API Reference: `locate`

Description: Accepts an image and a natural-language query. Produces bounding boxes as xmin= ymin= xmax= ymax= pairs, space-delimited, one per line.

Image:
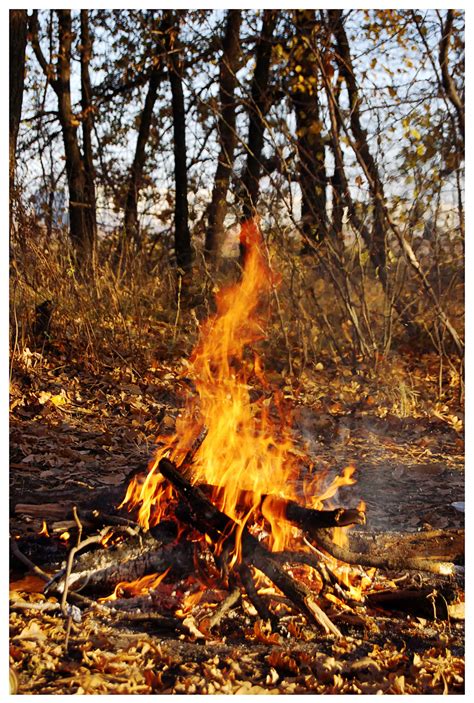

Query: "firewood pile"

xmin=10 ymin=455 xmax=464 ymax=694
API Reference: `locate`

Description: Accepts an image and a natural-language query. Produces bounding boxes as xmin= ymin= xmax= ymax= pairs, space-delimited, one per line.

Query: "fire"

xmin=122 ymin=219 xmax=357 ymax=559
xmin=38 ymin=520 xmax=49 ymax=537
xmin=99 ymin=567 xmax=171 ymax=602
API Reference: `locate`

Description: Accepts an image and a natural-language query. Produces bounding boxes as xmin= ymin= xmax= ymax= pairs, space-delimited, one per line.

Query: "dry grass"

xmin=9 ymin=220 xmax=464 ymax=418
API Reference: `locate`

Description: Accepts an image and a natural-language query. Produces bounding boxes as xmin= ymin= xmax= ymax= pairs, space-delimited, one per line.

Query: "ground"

xmin=9 ymin=344 xmax=464 ymax=694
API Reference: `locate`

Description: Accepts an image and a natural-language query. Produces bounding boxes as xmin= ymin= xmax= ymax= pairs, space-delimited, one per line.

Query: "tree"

xmin=29 ymin=10 xmax=97 ymax=271
xmin=439 ymin=10 xmax=464 ymax=145
xmin=205 ymin=10 xmax=242 ymax=262
xmin=162 ymin=10 xmax=193 ymax=273
xmin=241 ymin=10 xmax=279 ymax=228
xmin=289 ymin=10 xmax=327 ymax=243
xmin=9 ymin=10 xmax=28 ymax=189
xmin=79 ymin=10 xmax=97 ymax=262
xmin=328 ymin=9 xmax=388 ymax=285
xmin=122 ymin=12 xmax=166 ymax=254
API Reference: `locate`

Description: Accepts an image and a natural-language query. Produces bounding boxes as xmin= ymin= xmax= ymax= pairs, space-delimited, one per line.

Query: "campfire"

xmin=11 ymin=221 xmax=463 ymax=651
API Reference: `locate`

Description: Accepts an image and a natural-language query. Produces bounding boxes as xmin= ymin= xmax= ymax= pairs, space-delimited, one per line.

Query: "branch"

xmin=28 ymin=10 xmax=59 ymax=93
xmin=439 ymin=10 xmax=464 ymax=142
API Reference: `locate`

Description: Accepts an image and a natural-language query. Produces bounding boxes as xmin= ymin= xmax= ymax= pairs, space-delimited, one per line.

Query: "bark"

xmin=29 ymin=10 xmax=97 ymax=271
xmin=205 ymin=10 xmax=242 ymax=261
xmin=9 ymin=10 xmax=28 ymax=189
xmin=240 ymin=10 xmax=279 ymax=228
xmin=439 ymin=10 xmax=464 ymax=143
xmin=290 ymin=11 xmax=327 ymax=243
xmin=163 ymin=11 xmax=193 ymax=273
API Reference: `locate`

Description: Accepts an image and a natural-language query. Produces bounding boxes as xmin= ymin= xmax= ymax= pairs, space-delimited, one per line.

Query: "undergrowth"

xmin=9 ymin=223 xmax=464 ymax=424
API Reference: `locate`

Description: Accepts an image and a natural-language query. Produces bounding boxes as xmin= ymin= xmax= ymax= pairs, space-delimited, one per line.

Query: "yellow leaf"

xmin=410 ymin=127 xmax=421 ymax=140
xmin=51 ymin=393 xmax=67 ymax=407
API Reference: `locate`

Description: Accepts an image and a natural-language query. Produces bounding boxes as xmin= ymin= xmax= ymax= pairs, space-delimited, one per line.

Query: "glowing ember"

xmin=122 ymin=219 xmax=358 ymax=559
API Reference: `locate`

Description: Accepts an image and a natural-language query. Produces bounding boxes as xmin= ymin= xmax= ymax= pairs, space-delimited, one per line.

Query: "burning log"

xmin=198 ymin=486 xmax=366 ymax=531
xmin=57 ymin=540 xmax=195 ymax=595
xmin=281 ymin=499 xmax=366 ymax=531
xmin=158 ymin=457 xmax=342 ymax=637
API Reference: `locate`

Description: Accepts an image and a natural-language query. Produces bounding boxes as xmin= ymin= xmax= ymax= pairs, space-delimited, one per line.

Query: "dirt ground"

xmin=9 ymin=353 xmax=464 ymax=694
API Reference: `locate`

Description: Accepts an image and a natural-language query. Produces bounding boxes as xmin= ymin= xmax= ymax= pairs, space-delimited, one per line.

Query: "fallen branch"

xmin=57 ymin=540 xmax=195 ymax=595
xmin=312 ymin=528 xmax=459 ymax=576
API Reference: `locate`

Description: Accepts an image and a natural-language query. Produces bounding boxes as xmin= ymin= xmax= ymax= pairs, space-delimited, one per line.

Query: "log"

xmin=62 ymin=542 xmax=195 ymax=593
xmin=365 ymin=588 xmax=452 ymax=620
xmin=277 ymin=499 xmax=365 ymax=530
xmin=198 ymin=486 xmax=365 ymax=530
xmin=158 ymin=458 xmax=342 ymax=636
xmin=312 ymin=528 xmax=462 ymax=576
xmin=345 ymin=528 xmax=464 ymax=565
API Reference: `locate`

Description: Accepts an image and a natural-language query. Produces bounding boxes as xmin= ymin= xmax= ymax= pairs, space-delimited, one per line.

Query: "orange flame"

xmin=122 ymin=220 xmax=358 ymax=560
xmin=38 ymin=520 xmax=49 ymax=537
xmin=99 ymin=567 xmax=171 ymax=602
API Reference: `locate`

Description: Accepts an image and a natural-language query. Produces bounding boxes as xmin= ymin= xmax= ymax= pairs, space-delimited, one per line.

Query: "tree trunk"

xmin=9 ymin=10 xmax=28 ymax=189
xmin=56 ymin=10 xmax=95 ymax=270
xmin=240 ymin=10 xmax=279 ymax=230
xmin=29 ymin=10 xmax=96 ymax=272
xmin=290 ymin=10 xmax=327 ymax=244
xmin=80 ymin=10 xmax=97 ymax=267
xmin=163 ymin=11 xmax=192 ymax=273
xmin=439 ymin=10 xmax=464 ymax=144
xmin=123 ymin=70 xmax=161 ymax=253
xmin=205 ymin=10 xmax=242 ymax=262
xmin=328 ymin=9 xmax=387 ymax=282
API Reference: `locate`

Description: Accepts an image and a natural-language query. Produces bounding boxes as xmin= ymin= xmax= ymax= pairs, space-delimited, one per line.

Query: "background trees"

xmin=10 ymin=9 xmax=464 ymax=369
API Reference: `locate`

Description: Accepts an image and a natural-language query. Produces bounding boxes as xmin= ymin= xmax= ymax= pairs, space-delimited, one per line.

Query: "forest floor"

xmin=9 ymin=334 xmax=464 ymax=694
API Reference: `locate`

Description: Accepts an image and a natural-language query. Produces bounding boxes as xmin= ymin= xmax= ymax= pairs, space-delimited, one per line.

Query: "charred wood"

xmin=365 ymin=587 xmax=453 ymax=620
xmin=158 ymin=458 xmax=342 ymax=636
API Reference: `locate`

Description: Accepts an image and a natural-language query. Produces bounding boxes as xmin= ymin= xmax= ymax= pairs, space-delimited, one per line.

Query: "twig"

xmin=10 ymin=538 xmax=51 ymax=583
xmin=60 ymin=527 xmax=112 ymax=616
xmin=239 ymin=562 xmax=274 ymax=623
xmin=208 ymin=586 xmax=241 ymax=630
xmin=72 ymin=506 xmax=83 ymax=544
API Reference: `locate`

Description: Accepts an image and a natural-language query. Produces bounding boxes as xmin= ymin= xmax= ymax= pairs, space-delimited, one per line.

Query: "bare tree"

xmin=9 ymin=10 xmax=28 ymax=188
xmin=120 ymin=14 xmax=169 ymax=256
xmin=29 ymin=10 xmax=97 ymax=271
xmin=163 ymin=10 xmax=192 ymax=273
xmin=241 ymin=10 xmax=279 ymax=233
xmin=205 ymin=10 xmax=242 ymax=262
xmin=439 ymin=10 xmax=464 ymax=144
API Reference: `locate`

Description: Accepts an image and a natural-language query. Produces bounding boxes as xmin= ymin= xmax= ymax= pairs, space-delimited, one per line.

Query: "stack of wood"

xmin=12 ymin=455 xmax=464 ymax=638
